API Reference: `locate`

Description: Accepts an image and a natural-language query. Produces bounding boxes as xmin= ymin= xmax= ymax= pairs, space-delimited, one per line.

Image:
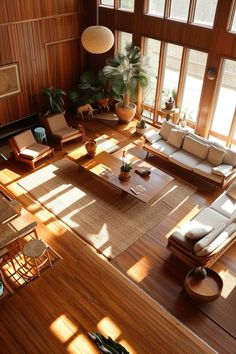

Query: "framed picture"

xmin=0 ymin=63 xmax=21 ymax=99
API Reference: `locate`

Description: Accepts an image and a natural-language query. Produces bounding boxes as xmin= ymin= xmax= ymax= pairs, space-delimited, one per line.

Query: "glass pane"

xmin=170 ymin=0 xmax=190 ymax=22
xmin=118 ymin=31 xmax=133 ymax=52
xmin=146 ymin=0 xmax=165 ymax=17
xmin=211 ymin=60 xmax=236 ymax=137
xmin=119 ymin=0 xmax=135 ymax=11
xmin=161 ymin=44 xmax=183 ymax=108
xmin=100 ymin=0 xmax=114 ymax=6
xmin=143 ymin=38 xmax=161 ymax=106
xmin=181 ymin=50 xmax=208 ymax=122
xmin=193 ymin=0 xmax=217 ymax=27
xmin=231 ymin=9 xmax=236 ymax=32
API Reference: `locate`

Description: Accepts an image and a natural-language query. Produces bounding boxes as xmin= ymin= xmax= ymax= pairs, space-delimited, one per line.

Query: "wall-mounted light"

xmin=81 ymin=5 xmax=114 ymax=54
xmin=207 ymin=67 xmax=217 ymax=80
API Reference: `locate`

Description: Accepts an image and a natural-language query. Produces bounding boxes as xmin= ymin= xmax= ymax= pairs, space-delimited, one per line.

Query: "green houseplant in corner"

xmin=103 ymin=43 xmax=148 ymax=123
xmin=43 ymin=87 xmax=67 ymax=116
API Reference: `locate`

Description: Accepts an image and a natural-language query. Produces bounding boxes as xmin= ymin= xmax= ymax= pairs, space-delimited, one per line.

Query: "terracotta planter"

xmin=119 ymin=170 xmax=131 ymax=181
xmin=165 ymin=98 xmax=175 ymax=110
xmin=85 ymin=140 xmax=96 ymax=158
xmin=136 ymin=126 xmax=147 ymax=136
xmin=115 ymin=102 xmax=137 ymax=123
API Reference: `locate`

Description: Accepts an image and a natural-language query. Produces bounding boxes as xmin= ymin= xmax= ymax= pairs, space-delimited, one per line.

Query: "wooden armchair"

xmin=43 ymin=114 xmax=82 ymax=149
xmin=9 ymin=130 xmax=54 ymax=170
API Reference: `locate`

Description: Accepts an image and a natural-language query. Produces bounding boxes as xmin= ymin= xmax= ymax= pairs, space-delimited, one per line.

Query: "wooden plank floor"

xmin=0 ymin=118 xmax=235 ymax=353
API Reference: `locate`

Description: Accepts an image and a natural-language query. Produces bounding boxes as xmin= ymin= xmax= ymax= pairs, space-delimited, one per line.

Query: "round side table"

xmin=23 ymin=239 xmax=52 ymax=276
xmin=34 ymin=127 xmax=48 ymax=144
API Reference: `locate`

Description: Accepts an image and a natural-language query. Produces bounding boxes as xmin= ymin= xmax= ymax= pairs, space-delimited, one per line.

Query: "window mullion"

xmin=188 ymin=0 xmax=197 ymax=23
xmin=176 ymin=47 xmax=189 ymax=110
xmin=153 ymin=42 xmax=167 ymax=124
xmin=227 ymin=107 xmax=236 ymax=147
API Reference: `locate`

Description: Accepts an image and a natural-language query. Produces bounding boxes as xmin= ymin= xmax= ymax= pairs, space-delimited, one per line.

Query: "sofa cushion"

xmin=193 ymin=161 xmax=223 ymax=183
xmin=195 ymin=223 xmax=236 ymax=256
xmin=144 ymin=130 xmax=162 ymax=144
xmin=169 ymin=150 xmax=202 ymax=171
xmin=12 ymin=130 xmax=36 ymax=152
xmin=207 ymin=146 xmax=225 ymax=166
xmin=226 ymin=182 xmax=236 ymax=200
xmin=169 ymin=230 xmax=196 ymax=251
xmin=159 ymin=120 xmax=175 ymax=140
xmin=185 ymin=221 xmax=213 ymax=240
xmin=151 ymin=140 xmax=179 ymax=158
xmin=187 ymin=132 xmax=211 ymax=146
xmin=194 ymin=207 xmax=229 ymax=228
xmin=167 ymin=129 xmax=186 ymax=149
xmin=182 ymin=135 xmax=209 ymax=160
xmin=19 ymin=144 xmax=50 ymax=159
xmin=223 ymin=148 xmax=236 ymax=166
xmin=210 ymin=191 xmax=236 ymax=218
xmin=53 ymin=127 xmax=80 ymax=139
xmin=212 ymin=164 xmax=233 ymax=176
xmin=193 ymin=222 xmax=227 ymax=254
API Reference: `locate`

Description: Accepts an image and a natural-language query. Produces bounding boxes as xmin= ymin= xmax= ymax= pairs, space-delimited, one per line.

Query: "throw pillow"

xmin=193 ymin=222 xmax=226 ymax=254
xmin=167 ymin=129 xmax=186 ymax=149
xmin=226 ymin=182 xmax=236 ymax=200
xmin=159 ymin=120 xmax=175 ymax=141
xmin=182 ymin=135 xmax=210 ymax=160
xmin=207 ymin=146 xmax=225 ymax=166
xmin=144 ymin=130 xmax=162 ymax=144
xmin=185 ymin=224 xmax=213 ymax=240
xmin=223 ymin=149 xmax=236 ymax=166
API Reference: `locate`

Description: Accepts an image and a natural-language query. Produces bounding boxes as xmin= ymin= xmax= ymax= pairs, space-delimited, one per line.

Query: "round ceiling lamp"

xmin=81 ymin=25 xmax=114 ymax=54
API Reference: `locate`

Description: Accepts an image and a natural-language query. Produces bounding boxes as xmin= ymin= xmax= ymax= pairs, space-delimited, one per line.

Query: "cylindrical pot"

xmin=115 ymin=102 xmax=137 ymax=123
xmin=119 ymin=170 xmax=131 ymax=181
xmin=85 ymin=140 xmax=97 ymax=158
xmin=0 ymin=281 xmax=4 ymax=296
xmin=165 ymin=98 xmax=175 ymax=110
xmin=136 ymin=127 xmax=147 ymax=136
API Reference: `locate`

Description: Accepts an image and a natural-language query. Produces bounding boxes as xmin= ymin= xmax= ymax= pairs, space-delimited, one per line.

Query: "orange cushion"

xmin=46 ymin=114 xmax=68 ymax=132
xmin=12 ymin=130 xmax=36 ymax=152
xmin=19 ymin=144 xmax=50 ymax=159
xmin=53 ymin=127 xmax=80 ymax=139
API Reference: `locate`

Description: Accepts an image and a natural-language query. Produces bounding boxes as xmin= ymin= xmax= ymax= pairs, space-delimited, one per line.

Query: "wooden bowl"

xmin=184 ymin=267 xmax=223 ymax=302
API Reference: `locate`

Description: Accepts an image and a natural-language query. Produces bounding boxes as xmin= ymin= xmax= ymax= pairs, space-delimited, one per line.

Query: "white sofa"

xmin=143 ymin=121 xmax=236 ymax=187
xmin=167 ymin=184 xmax=236 ymax=267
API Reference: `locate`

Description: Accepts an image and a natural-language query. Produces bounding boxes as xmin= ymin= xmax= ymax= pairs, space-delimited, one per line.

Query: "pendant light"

xmin=81 ymin=3 xmax=114 ymax=54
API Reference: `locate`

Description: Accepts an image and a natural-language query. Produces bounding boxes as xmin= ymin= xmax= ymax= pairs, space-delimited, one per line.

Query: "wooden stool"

xmin=23 ymin=239 xmax=52 ymax=276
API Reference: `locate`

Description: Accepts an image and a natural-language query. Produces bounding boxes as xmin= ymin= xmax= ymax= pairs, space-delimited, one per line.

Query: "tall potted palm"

xmin=103 ymin=44 xmax=148 ymax=123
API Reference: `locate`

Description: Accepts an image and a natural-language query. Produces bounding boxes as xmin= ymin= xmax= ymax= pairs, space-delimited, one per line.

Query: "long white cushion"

xmin=185 ymin=221 xmax=213 ymax=240
xmin=20 ymin=144 xmax=50 ymax=159
xmin=182 ymin=135 xmax=209 ymax=160
xmin=144 ymin=130 xmax=162 ymax=144
xmin=195 ymin=223 xmax=236 ymax=256
xmin=212 ymin=164 xmax=233 ymax=176
xmin=193 ymin=222 xmax=226 ymax=253
xmin=207 ymin=146 xmax=225 ymax=166
xmin=193 ymin=161 xmax=223 ymax=183
xmin=169 ymin=150 xmax=202 ymax=171
xmin=53 ymin=127 xmax=80 ymax=139
xmin=210 ymin=191 xmax=236 ymax=218
xmin=151 ymin=140 xmax=178 ymax=158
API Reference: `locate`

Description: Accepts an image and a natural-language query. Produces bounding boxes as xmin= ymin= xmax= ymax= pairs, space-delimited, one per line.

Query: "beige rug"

xmin=18 ymin=159 xmax=196 ymax=259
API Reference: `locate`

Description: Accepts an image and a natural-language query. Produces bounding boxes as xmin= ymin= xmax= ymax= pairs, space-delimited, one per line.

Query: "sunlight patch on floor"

xmin=50 ymin=314 xmax=78 ymax=343
xmin=119 ymin=339 xmax=137 ymax=354
xmin=97 ymin=316 xmax=122 ymax=340
xmin=88 ymin=224 xmax=109 ymax=248
xmin=67 ymin=333 xmax=96 ymax=354
xmin=219 ymin=269 xmax=236 ymax=298
xmin=126 ymin=256 xmax=152 ymax=283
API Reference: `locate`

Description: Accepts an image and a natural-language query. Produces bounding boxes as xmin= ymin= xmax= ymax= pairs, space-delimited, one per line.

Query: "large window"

xmin=143 ymin=38 xmax=161 ymax=106
xmin=100 ymin=0 xmax=114 ymax=6
xmin=193 ymin=0 xmax=217 ymax=27
xmin=181 ymin=50 xmax=208 ymax=121
xmin=169 ymin=0 xmax=190 ymax=22
xmin=117 ymin=31 xmax=133 ymax=53
xmin=161 ymin=44 xmax=183 ymax=107
xmin=146 ymin=0 xmax=165 ymax=17
xmin=119 ymin=0 xmax=135 ymax=12
xmin=210 ymin=59 xmax=236 ymax=144
xmin=230 ymin=7 xmax=236 ymax=32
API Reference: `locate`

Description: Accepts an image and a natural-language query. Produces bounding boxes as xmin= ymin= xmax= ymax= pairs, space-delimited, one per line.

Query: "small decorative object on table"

xmin=119 ymin=149 xmax=132 ymax=181
xmin=135 ymin=167 xmax=151 ymax=177
xmin=184 ymin=267 xmax=223 ymax=302
xmin=88 ymin=332 xmax=129 ymax=354
xmin=136 ymin=118 xmax=147 ymax=135
xmin=85 ymin=140 xmax=97 ymax=158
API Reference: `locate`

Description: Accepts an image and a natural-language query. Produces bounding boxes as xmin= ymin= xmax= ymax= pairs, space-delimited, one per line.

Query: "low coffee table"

xmin=79 ymin=151 xmax=173 ymax=203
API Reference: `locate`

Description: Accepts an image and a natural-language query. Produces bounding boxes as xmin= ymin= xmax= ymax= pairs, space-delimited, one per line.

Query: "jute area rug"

xmin=18 ymin=158 xmax=196 ymax=259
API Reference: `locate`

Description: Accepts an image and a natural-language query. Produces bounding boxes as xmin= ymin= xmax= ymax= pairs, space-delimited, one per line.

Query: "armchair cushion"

xmin=12 ymin=130 xmax=36 ymax=152
xmin=19 ymin=143 xmax=51 ymax=159
xmin=52 ymin=127 xmax=80 ymax=139
xmin=46 ymin=114 xmax=68 ymax=132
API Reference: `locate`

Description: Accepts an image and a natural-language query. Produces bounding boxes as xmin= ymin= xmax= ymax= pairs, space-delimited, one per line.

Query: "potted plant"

xmin=119 ymin=149 xmax=132 ymax=180
xmin=136 ymin=118 xmax=147 ymax=135
xmin=43 ymin=87 xmax=66 ymax=116
xmin=103 ymin=43 xmax=148 ymax=123
xmin=89 ymin=332 xmax=129 ymax=354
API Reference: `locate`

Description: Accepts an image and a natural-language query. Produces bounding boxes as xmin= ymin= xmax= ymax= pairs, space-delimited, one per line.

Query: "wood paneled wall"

xmin=0 ymin=0 xmax=94 ymax=126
